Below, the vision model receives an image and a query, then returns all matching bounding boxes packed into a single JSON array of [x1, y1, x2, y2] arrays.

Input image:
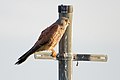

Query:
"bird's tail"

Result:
[[15, 46, 37, 65], [15, 51, 32, 65]]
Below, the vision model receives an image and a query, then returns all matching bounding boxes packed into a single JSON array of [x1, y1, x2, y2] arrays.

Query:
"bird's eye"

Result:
[[65, 19, 68, 22]]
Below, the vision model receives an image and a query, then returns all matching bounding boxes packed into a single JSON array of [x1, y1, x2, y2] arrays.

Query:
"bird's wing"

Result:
[[17, 24, 60, 60], [33, 24, 60, 49]]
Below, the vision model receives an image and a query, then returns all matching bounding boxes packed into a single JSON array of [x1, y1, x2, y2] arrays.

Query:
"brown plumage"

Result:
[[15, 17, 70, 65]]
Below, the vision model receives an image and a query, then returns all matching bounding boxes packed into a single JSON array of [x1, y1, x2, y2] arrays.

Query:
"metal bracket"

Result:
[[56, 53, 73, 60]]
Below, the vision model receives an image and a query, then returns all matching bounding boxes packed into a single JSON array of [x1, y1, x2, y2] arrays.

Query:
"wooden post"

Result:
[[58, 5, 73, 80]]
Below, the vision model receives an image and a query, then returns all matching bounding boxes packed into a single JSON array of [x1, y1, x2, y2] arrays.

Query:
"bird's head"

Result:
[[59, 17, 70, 27]]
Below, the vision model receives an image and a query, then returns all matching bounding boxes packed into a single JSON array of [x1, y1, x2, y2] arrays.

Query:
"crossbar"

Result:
[[34, 51, 107, 62]]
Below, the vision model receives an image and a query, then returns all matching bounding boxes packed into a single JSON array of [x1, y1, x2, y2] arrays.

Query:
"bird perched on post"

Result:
[[15, 17, 70, 65]]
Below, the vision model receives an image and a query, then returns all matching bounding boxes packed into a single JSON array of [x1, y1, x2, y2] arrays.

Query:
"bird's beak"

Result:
[[68, 20, 70, 24]]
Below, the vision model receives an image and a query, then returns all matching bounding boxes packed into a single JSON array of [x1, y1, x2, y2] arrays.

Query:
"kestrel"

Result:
[[15, 17, 70, 65]]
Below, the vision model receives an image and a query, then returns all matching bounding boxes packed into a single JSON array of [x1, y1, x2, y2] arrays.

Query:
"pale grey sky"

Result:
[[0, 0, 120, 80]]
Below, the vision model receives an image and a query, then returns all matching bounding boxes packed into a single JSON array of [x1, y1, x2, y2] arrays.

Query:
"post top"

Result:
[[58, 4, 73, 13]]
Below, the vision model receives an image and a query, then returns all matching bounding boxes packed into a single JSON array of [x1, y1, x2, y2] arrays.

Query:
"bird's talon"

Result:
[[51, 53, 57, 58]]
